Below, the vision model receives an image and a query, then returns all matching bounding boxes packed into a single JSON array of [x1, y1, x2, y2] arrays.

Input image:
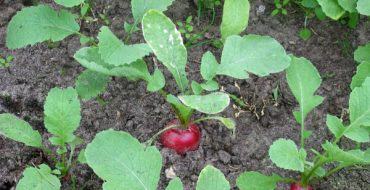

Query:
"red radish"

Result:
[[160, 119, 200, 154], [290, 183, 313, 190]]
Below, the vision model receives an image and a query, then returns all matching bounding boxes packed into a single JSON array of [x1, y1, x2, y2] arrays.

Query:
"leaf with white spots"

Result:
[[142, 10, 189, 92]]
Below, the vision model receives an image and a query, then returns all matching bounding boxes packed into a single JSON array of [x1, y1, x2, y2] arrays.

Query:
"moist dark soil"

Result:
[[0, 0, 369, 189]]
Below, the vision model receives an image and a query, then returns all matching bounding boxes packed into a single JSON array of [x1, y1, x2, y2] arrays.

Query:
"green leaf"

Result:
[[301, 0, 318, 8], [191, 80, 219, 95], [201, 80, 219, 91], [347, 12, 359, 29], [147, 68, 166, 92], [357, 0, 370, 16], [142, 10, 188, 92], [78, 149, 87, 164], [299, 28, 312, 41], [338, 0, 357, 12], [80, 3, 90, 17], [314, 6, 327, 21], [98, 26, 152, 66], [200, 51, 219, 81], [74, 48, 165, 92], [217, 35, 290, 79], [166, 94, 193, 123], [236, 172, 282, 190], [268, 139, 306, 172], [354, 43, 370, 63], [198, 116, 236, 131], [124, 22, 140, 33], [16, 164, 61, 190], [85, 130, 162, 190], [317, 0, 346, 20], [44, 87, 81, 146], [75, 69, 110, 101], [351, 61, 370, 90], [6, 5, 79, 49], [196, 165, 230, 190], [347, 77, 370, 141], [179, 92, 230, 114], [131, 0, 175, 22], [166, 177, 183, 190], [192, 81, 204, 95], [322, 142, 370, 165], [286, 56, 324, 124], [54, 0, 84, 7], [326, 114, 345, 139], [220, 0, 250, 40], [344, 126, 369, 143], [0, 114, 42, 148]]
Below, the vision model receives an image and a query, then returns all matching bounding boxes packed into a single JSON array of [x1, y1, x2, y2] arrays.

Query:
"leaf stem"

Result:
[[124, 19, 140, 44], [300, 120, 305, 149], [144, 124, 178, 147]]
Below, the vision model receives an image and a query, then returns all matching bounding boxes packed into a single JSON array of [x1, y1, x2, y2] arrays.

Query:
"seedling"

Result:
[[271, 0, 289, 16], [236, 56, 370, 190], [177, 16, 203, 47], [0, 55, 14, 69], [0, 87, 85, 190]]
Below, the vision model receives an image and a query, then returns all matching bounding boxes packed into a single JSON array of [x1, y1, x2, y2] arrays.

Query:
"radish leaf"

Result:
[[286, 56, 324, 125], [268, 139, 306, 172], [216, 35, 290, 79], [322, 142, 370, 165], [54, 0, 84, 7], [237, 172, 282, 190], [85, 130, 162, 190], [0, 114, 42, 148], [200, 51, 219, 81], [74, 47, 165, 92], [357, 0, 370, 16], [338, 0, 357, 13], [354, 43, 370, 63], [75, 70, 110, 101], [179, 92, 230, 114], [221, 0, 250, 40], [317, 0, 345, 20], [326, 115, 346, 139], [143, 10, 188, 92], [196, 165, 230, 190], [132, 0, 175, 22], [98, 26, 152, 66], [16, 164, 61, 190], [351, 61, 370, 90], [44, 87, 81, 146], [6, 5, 79, 49], [166, 177, 183, 190]]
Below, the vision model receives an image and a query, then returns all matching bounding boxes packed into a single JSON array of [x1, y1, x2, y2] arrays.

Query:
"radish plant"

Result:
[[0, 87, 85, 190], [139, 9, 291, 154], [236, 56, 370, 190], [84, 129, 231, 190], [72, 0, 290, 154]]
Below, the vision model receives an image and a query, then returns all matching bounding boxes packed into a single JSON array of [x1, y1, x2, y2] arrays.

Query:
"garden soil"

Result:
[[0, 0, 369, 189]]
